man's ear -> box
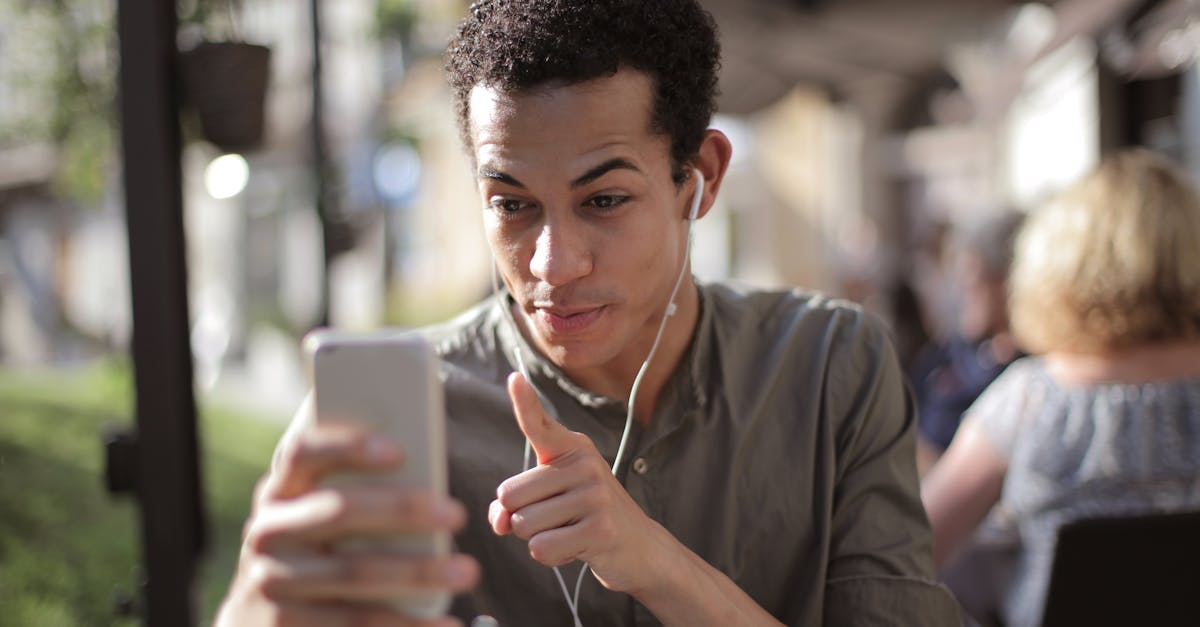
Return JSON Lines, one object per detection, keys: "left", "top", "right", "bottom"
{"left": 688, "top": 129, "right": 733, "bottom": 221}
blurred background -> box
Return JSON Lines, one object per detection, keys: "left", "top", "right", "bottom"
{"left": 1, "top": 0, "right": 1197, "bottom": 624}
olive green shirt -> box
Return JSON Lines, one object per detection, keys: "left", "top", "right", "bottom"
{"left": 417, "top": 282, "right": 960, "bottom": 626}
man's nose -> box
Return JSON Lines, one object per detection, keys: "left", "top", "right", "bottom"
{"left": 529, "top": 220, "right": 592, "bottom": 287}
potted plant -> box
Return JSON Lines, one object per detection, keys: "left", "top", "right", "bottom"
{"left": 178, "top": 0, "right": 271, "bottom": 153}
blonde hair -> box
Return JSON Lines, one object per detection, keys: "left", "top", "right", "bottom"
{"left": 1009, "top": 149, "right": 1200, "bottom": 355}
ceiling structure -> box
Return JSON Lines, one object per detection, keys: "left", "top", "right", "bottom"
{"left": 702, "top": 0, "right": 1149, "bottom": 125}
{"left": 704, "top": 0, "right": 1031, "bottom": 117}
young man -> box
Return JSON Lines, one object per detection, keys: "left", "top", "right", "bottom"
{"left": 216, "top": 1, "right": 960, "bottom": 625}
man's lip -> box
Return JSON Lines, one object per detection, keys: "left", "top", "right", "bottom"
{"left": 533, "top": 303, "right": 604, "bottom": 317}
{"left": 533, "top": 305, "right": 606, "bottom": 334}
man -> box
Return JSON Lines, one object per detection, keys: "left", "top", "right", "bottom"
{"left": 216, "top": 1, "right": 960, "bottom": 625}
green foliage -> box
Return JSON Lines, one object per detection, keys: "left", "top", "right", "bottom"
{"left": 0, "top": 0, "right": 117, "bottom": 205}
{"left": 0, "top": 362, "right": 284, "bottom": 625}
{"left": 376, "top": 0, "right": 418, "bottom": 41}
{"left": 52, "top": 116, "right": 113, "bottom": 206}
{"left": 178, "top": 0, "right": 245, "bottom": 40}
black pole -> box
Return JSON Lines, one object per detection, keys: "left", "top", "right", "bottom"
{"left": 114, "top": 0, "right": 207, "bottom": 624}
{"left": 311, "top": 0, "right": 334, "bottom": 327}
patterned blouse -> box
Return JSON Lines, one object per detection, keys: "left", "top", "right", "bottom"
{"left": 965, "top": 357, "right": 1200, "bottom": 627}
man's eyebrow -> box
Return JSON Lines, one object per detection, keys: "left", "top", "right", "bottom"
{"left": 478, "top": 166, "right": 525, "bottom": 188}
{"left": 571, "top": 158, "right": 641, "bottom": 188}
{"left": 478, "top": 158, "right": 641, "bottom": 189}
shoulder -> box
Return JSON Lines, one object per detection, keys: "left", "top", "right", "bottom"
{"left": 968, "top": 356, "right": 1048, "bottom": 415}
{"left": 701, "top": 282, "right": 900, "bottom": 432}
{"left": 703, "top": 281, "right": 885, "bottom": 351}
{"left": 416, "top": 297, "right": 504, "bottom": 373}
{"left": 963, "top": 356, "right": 1050, "bottom": 456}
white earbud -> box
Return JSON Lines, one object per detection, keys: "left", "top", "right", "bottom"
{"left": 687, "top": 169, "right": 704, "bottom": 222}
{"left": 666, "top": 169, "right": 703, "bottom": 317}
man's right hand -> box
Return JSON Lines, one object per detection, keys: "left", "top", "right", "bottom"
{"left": 215, "top": 405, "right": 480, "bottom": 627}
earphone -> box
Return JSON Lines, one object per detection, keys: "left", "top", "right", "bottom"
{"left": 492, "top": 168, "right": 705, "bottom": 627}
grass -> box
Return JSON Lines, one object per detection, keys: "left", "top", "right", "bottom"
{"left": 0, "top": 361, "right": 285, "bottom": 626}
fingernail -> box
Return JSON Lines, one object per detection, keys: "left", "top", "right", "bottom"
{"left": 365, "top": 436, "right": 399, "bottom": 463}
{"left": 435, "top": 499, "right": 465, "bottom": 525}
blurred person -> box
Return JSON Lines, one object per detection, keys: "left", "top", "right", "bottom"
{"left": 216, "top": 1, "right": 960, "bottom": 625}
{"left": 910, "top": 210, "right": 1024, "bottom": 475}
{"left": 922, "top": 149, "right": 1200, "bottom": 627}
{"left": 875, "top": 277, "right": 932, "bottom": 374}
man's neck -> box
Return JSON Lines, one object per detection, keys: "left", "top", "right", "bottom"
{"left": 612, "top": 281, "right": 701, "bottom": 425}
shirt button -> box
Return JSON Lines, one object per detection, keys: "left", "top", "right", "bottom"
{"left": 632, "top": 457, "right": 649, "bottom": 475}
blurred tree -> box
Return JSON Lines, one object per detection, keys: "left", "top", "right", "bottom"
{"left": 178, "top": 0, "right": 245, "bottom": 41}
{"left": 376, "top": 0, "right": 418, "bottom": 43}
{"left": 0, "top": 0, "right": 117, "bottom": 206}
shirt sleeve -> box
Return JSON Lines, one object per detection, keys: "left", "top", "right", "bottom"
{"left": 822, "top": 311, "right": 962, "bottom": 626}
{"left": 959, "top": 359, "right": 1036, "bottom": 461}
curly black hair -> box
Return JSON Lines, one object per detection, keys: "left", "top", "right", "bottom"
{"left": 445, "top": 0, "right": 721, "bottom": 183}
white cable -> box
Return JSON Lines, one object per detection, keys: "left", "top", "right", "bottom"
{"left": 493, "top": 170, "right": 704, "bottom": 627}
{"left": 610, "top": 170, "right": 703, "bottom": 480}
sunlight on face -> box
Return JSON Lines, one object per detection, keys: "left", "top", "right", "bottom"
{"left": 468, "top": 69, "right": 693, "bottom": 377}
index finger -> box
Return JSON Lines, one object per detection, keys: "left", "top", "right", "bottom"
{"left": 264, "top": 412, "right": 404, "bottom": 501}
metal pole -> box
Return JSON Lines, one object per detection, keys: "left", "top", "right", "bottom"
{"left": 114, "top": 0, "right": 207, "bottom": 623}
{"left": 311, "top": 0, "right": 334, "bottom": 327}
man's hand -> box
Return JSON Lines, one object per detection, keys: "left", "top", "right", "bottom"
{"left": 487, "top": 372, "right": 674, "bottom": 595}
{"left": 215, "top": 400, "right": 480, "bottom": 627}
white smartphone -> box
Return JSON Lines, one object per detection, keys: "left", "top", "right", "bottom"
{"left": 303, "top": 329, "right": 451, "bottom": 618}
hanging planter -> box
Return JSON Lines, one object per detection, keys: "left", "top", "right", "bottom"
{"left": 181, "top": 41, "right": 271, "bottom": 153}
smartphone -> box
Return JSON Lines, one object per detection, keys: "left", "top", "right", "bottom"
{"left": 303, "top": 329, "right": 450, "bottom": 618}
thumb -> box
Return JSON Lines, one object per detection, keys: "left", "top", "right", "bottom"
{"left": 508, "top": 371, "right": 576, "bottom": 465}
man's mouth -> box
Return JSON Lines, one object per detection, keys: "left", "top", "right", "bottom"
{"left": 533, "top": 305, "right": 606, "bottom": 335}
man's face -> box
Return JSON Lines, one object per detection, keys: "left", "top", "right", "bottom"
{"left": 468, "top": 69, "right": 694, "bottom": 374}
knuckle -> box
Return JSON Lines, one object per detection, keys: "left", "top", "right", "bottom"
{"left": 509, "top": 512, "right": 533, "bottom": 540}
{"left": 243, "top": 559, "right": 285, "bottom": 599}
{"left": 584, "top": 514, "right": 615, "bottom": 540}
{"left": 386, "top": 490, "right": 430, "bottom": 523}
{"left": 339, "top": 555, "right": 379, "bottom": 585}
{"left": 341, "top": 428, "right": 373, "bottom": 456}
{"left": 413, "top": 557, "right": 445, "bottom": 586}
{"left": 243, "top": 520, "right": 280, "bottom": 554}
{"left": 583, "top": 460, "right": 607, "bottom": 482}
{"left": 528, "top": 535, "right": 565, "bottom": 567}
{"left": 301, "top": 423, "right": 368, "bottom": 464}
{"left": 527, "top": 535, "right": 550, "bottom": 563}
{"left": 579, "top": 484, "right": 607, "bottom": 509}
{"left": 568, "top": 432, "right": 597, "bottom": 454}
{"left": 320, "top": 490, "right": 355, "bottom": 524}
{"left": 495, "top": 480, "right": 516, "bottom": 506}
{"left": 496, "top": 492, "right": 523, "bottom": 515}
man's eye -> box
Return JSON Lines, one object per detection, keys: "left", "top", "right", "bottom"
{"left": 488, "top": 198, "right": 529, "bottom": 214}
{"left": 586, "top": 195, "right": 629, "bottom": 211}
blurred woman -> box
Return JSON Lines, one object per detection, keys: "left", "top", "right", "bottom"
{"left": 922, "top": 149, "right": 1200, "bottom": 627}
